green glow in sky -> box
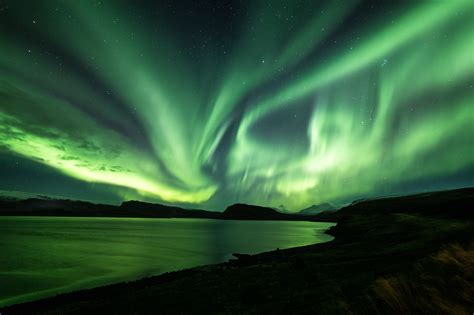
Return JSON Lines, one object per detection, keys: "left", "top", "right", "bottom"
{"left": 0, "top": 1, "right": 473, "bottom": 210}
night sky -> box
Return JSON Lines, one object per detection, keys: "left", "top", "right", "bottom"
{"left": 0, "top": 0, "right": 473, "bottom": 211}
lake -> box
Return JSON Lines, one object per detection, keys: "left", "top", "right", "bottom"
{"left": 0, "top": 216, "right": 335, "bottom": 307}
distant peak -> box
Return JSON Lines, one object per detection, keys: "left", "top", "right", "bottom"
{"left": 298, "top": 203, "right": 336, "bottom": 215}
{"left": 224, "top": 203, "right": 280, "bottom": 215}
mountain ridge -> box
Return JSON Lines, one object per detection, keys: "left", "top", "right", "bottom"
{"left": 298, "top": 202, "right": 336, "bottom": 215}
{"left": 0, "top": 198, "right": 307, "bottom": 221}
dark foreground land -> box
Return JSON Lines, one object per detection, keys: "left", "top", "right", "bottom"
{"left": 2, "top": 188, "right": 473, "bottom": 314}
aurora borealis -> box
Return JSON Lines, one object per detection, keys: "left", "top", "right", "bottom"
{"left": 0, "top": 0, "right": 473, "bottom": 211}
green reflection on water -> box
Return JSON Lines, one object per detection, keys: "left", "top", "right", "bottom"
{"left": 0, "top": 216, "right": 334, "bottom": 306}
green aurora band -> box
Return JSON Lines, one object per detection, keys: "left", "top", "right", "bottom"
{"left": 0, "top": 0, "right": 473, "bottom": 210}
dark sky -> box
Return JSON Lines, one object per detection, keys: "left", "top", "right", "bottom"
{"left": 0, "top": 0, "right": 473, "bottom": 211}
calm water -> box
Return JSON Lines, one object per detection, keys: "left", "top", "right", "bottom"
{"left": 0, "top": 216, "right": 335, "bottom": 306}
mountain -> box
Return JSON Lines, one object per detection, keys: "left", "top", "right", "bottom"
{"left": 119, "top": 201, "right": 220, "bottom": 219}
{"left": 222, "top": 203, "right": 303, "bottom": 220}
{"left": 0, "top": 197, "right": 220, "bottom": 219}
{"left": 298, "top": 203, "right": 336, "bottom": 215}
{"left": 0, "top": 197, "right": 306, "bottom": 221}
{"left": 339, "top": 187, "right": 473, "bottom": 218}
{"left": 3, "top": 188, "right": 471, "bottom": 221}
{"left": 0, "top": 197, "right": 117, "bottom": 217}
{"left": 312, "top": 187, "right": 474, "bottom": 222}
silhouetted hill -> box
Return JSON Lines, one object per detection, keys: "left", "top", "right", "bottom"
{"left": 3, "top": 188, "right": 471, "bottom": 222}
{"left": 0, "top": 197, "right": 221, "bottom": 219}
{"left": 298, "top": 202, "right": 336, "bottom": 215}
{"left": 0, "top": 197, "right": 306, "bottom": 220}
{"left": 0, "top": 198, "right": 117, "bottom": 217}
{"left": 311, "top": 187, "right": 474, "bottom": 222}
{"left": 342, "top": 187, "right": 473, "bottom": 218}
{"left": 119, "top": 200, "right": 220, "bottom": 219}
